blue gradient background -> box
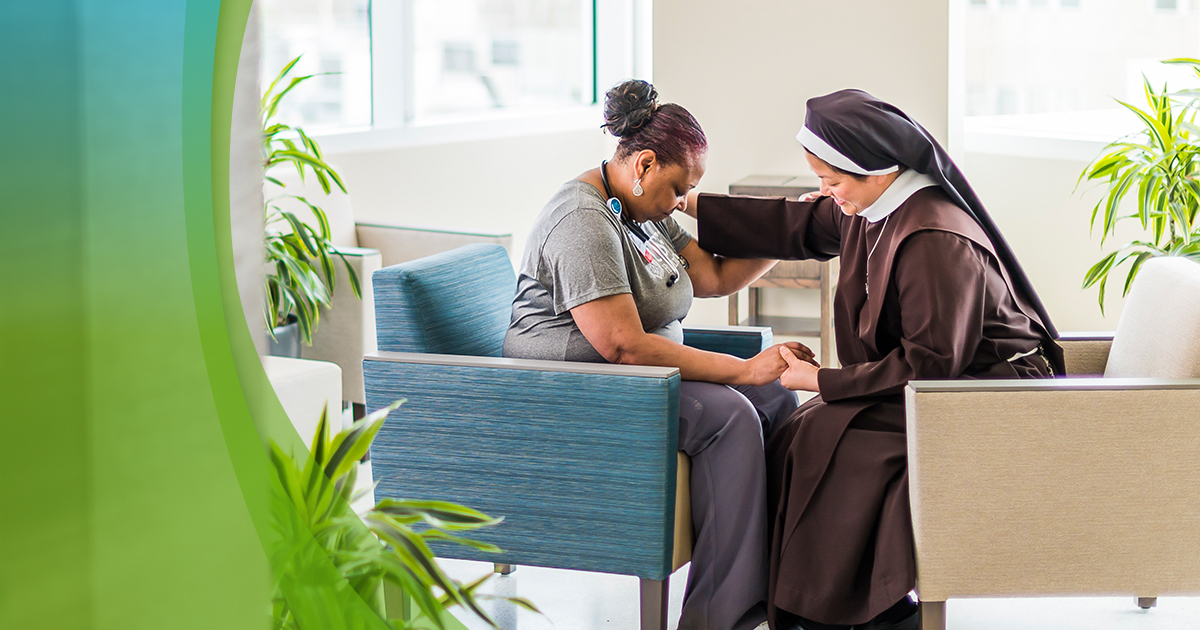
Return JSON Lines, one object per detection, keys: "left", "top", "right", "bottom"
{"left": 1, "top": 1, "right": 384, "bottom": 627}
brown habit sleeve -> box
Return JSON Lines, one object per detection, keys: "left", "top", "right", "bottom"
{"left": 818, "top": 231, "right": 987, "bottom": 401}
{"left": 695, "top": 193, "right": 844, "bottom": 260}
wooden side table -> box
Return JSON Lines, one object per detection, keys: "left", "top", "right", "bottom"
{"left": 727, "top": 176, "right": 836, "bottom": 367}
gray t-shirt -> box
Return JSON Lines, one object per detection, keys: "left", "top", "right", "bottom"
{"left": 503, "top": 180, "right": 694, "bottom": 363}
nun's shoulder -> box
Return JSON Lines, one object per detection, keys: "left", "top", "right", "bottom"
{"left": 902, "top": 186, "right": 959, "bottom": 214}
{"left": 896, "top": 187, "right": 993, "bottom": 250}
{"left": 901, "top": 188, "right": 982, "bottom": 229}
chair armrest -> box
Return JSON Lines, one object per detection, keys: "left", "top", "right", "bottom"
{"left": 363, "top": 351, "right": 681, "bottom": 580}
{"left": 355, "top": 222, "right": 513, "bottom": 268}
{"left": 905, "top": 377, "right": 1200, "bottom": 601}
{"left": 683, "top": 325, "right": 773, "bottom": 359}
{"left": 1058, "top": 331, "right": 1115, "bottom": 376}
{"left": 301, "top": 246, "right": 381, "bottom": 405}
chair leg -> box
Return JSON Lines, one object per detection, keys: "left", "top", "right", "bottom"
{"left": 494, "top": 563, "right": 516, "bottom": 575}
{"left": 919, "top": 600, "right": 946, "bottom": 630}
{"left": 640, "top": 577, "right": 669, "bottom": 630}
{"left": 1138, "top": 597, "right": 1157, "bottom": 609}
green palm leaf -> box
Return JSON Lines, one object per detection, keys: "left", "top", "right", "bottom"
{"left": 1081, "top": 63, "right": 1200, "bottom": 312}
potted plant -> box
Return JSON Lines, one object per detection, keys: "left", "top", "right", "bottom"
{"left": 262, "top": 56, "right": 362, "bottom": 356}
{"left": 269, "top": 401, "right": 538, "bottom": 629}
{"left": 1079, "top": 58, "right": 1200, "bottom": 313}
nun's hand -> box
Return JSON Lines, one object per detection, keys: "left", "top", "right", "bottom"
{"left": 798, "top": 191, "right": 823, "bottom": 203}
{"left": 744, "top": 342, "right": 817, "bottom": 386}
{"left": 683, "top": 190, "right": 701, "bottom": 219}
{"left": 779, "top": 345, "right": 821, "bottom": 392}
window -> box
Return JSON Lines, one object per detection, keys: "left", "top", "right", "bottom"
{"left": 260, "top": 0, "right": 646, "bottom": 139}
{"left": 407, "top": 0, "right": 592, "bottom": 120}
{"left": 965, "top": 0, "right": 1200, "bottom": 118}
{"left": 260, "top": 0, "right": 372, "bottom": 131}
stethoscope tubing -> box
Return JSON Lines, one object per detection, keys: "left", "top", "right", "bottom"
{"left": 599, "top": 161, "right": 683, "bottom": 287}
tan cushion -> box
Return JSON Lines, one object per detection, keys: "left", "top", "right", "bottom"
{"left": 355, "top": 223, "right": 511, "bottom": 269}
{"left": 1106, "top": 257, "right": 1200, "bottom": 378}
{"left": 907, "top": 383, "right": 1200, "bottom": 601}
{"left": 672, "top": 452, "right": 693, "bottom": 571}
{"left": 301, "top": 247, "right": 382, "bottom": 405}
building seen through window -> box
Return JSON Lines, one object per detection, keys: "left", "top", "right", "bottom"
{"left": 260, "top": 0, "right": 372, "bottom": 131}
{"left": 966, "top": 0, "right": 1200, "bottom": 118}
{"left": 412, "top": 0, "right": 592, "bottom": 120}
{"left": 259, "top": 0, "right": 594, "bottom": 132}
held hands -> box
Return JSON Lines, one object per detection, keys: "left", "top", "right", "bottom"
{"left": 743, "top": 342, "right": 819, "bottom": 387}
{"left": 778, "top": 345, "right": 821, "bottom": 392}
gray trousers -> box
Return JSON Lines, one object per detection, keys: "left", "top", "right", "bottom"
{"left": 676, "top": 380, "right": 798, "bottom": 630}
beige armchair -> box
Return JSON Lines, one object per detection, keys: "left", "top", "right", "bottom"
{"left": 906, "top": 256, "right": 1200, "bottom": 630}
{"left": 267, "top": 170, "right": 512, "bottom": 410}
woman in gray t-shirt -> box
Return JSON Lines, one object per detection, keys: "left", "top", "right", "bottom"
{"left": 503, "top": 80, "right": 815, "bottom": 630}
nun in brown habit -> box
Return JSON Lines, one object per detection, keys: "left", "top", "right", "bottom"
{"left": 687, "top": 90, "right": 1065, "bottom": 630}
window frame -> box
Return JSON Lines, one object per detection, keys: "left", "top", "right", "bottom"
{"left": 311, "top": 0, "right": 652, "bottom": 153}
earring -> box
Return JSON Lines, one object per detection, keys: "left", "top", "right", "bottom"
{"left": 633, "top": 179, "right": 644, "bottom": 196}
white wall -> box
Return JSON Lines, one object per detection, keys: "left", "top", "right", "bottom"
{"left": 325, "top": 129, "right": 614, "bottom": 266}
{"left": 321, "top": 0, "right": 1122, "bottom": 338}
{"left": 652, "top": 0, "right": 950, "bottom": 193}
{"left": 653, "top": 0, "right": 951, "bottom": 330}
{"left": 233, "top": 4, "right": 266, "bottom": 355}
{"left": 962, "top": 150, "right": 1135, "bottom": 332}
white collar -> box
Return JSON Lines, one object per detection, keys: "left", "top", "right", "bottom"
{"left": 858, "top": 169, "right": 939, "bottom": 223}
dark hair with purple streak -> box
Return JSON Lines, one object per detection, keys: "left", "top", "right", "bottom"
{"left": 602, "top": 80, "right": 707, "bottom": 167}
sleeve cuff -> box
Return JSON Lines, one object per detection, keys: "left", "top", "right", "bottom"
{"left": 816, "top": 367, "right": 850, "bottom": 402}
{"left": 556, "top": 286, "right": 632, "bottom": 315}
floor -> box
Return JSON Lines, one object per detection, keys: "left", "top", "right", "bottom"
{"left": 437, "top": 558, "right": 1200, "bottom": 630}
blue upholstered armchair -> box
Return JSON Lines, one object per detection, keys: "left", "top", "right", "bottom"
{"left": 362, "top": 243, "right": 772, "bottom": 630}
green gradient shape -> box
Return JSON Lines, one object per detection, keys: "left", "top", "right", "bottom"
{"left": 190, "top": 0, "right": 394, "bottom": 628}
{"left": 79, "top": 1, "right": 264, "bottom": 628}
{"left": 0, "top": 2, "right": 88, "bottom": 628}
{"left": 2, "top": 0, "right": 396, "bottom": 626}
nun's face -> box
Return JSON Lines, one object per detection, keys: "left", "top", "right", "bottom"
{"left": 804, "top": 152, "right": 893, "bottom": 217}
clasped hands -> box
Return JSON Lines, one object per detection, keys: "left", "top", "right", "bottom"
{"left": 746, "top": 341, "right": 821, "bottom": 392}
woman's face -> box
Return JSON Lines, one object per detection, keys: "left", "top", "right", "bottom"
{"left": 804, "top": 151, "right": 891, "bottom": 216}
{"left": 626, "top": 150, "right": 706, "bottom": 223}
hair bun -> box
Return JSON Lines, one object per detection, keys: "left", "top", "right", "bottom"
{"left": 603, "top": 80, "right": 658, "bottom": 137}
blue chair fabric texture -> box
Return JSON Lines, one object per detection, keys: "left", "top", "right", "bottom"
{"left": 365, "top": 243, "right": 772, "bottom": 581}
{"left": 365, "top": 359, "right": 680, "bottom": 579}
{"left": 372, "top": 242, "right": 516, "bottom": 357}
{"left": 682, "top": 327, "right": 772, "bottom": 359}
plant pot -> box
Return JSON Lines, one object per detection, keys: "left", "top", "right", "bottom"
{"left": 269, "top": 316, "right": 301, "bottom": 358}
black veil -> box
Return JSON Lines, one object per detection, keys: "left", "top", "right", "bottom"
{"left": 800, "top": 89, "right": 1059, "bottom": 338}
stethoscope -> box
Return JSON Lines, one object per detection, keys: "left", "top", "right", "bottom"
{"left": 599, "top": 160, "right": 686, "bottom": 288}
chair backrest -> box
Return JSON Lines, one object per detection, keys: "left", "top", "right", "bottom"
{"left": 372, "top": 243, "right": 516, "bottom": 357}
{"left": 1105, "top": 256, "right": 1200, "bottom": 378}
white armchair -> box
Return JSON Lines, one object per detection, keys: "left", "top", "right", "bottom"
{"left": 907, "top": 256, "right": 1200, "bottom": 630}
{"left": 266, "top": 170, "right": 512, "bottom": 410}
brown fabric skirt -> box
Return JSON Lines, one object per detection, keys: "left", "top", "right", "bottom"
{"left": 765, "top": 396, "right": 914, "bottom": 627}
